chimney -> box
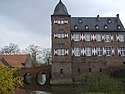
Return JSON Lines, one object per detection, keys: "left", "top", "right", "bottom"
{"left": 116, "top": 14, "right": 119, "bottom": 19}
{"left": 116, "top": 14, "right": 119, "bottom": 23}
{"left": 97, "top": 15, "right": 100, "bottom": 21}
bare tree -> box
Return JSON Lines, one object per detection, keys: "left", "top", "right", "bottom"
{"left": 41, "top": 48, "right": 51, "bottom": 65}
{"left": 1, "top": 43, "right": 20, "bottom": 55}
{"left": 25, "top": 45, "right": 42, "bottom": 61}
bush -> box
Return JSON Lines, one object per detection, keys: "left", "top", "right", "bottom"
{"left": 0, "top": 65, "right": 23, "bottom": 94}
{"left": 77, "top": 73, "right": 125, "bottom": 93}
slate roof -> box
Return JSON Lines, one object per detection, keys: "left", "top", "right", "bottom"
{"left": 71, "top": 15, "right": 125, "bottom": 32}
{"left": 53, "top": 0, "right": 69, "bottom": 16}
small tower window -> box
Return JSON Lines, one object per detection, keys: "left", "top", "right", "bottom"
{"left": 85, "top": 25, "right": 89, "bottom": 30}
{"left": 60, "top": 69, "right": 64, "bottom": 74}
{"left": 108, "top": 19, "right": 112, "bottom": 24}
{"left": 100, "top": 68, "right": 102, "bottom": 72}
{"left": 78, "top": 68, "right": 80, "bottom": 73}
{"left": 74, "top": 25, "right": 78, "bottom": 30}
{"left": 89, "top": 68, "right": 91, "bottom": 72}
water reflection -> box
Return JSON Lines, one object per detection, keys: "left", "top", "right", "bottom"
{"left": 37, "top": 73, "right": 46, "bottom": 85}
{"left": 14, "top": 86, "right": 87, "bottom": 94}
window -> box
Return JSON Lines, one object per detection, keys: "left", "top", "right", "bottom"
{"left": 57, "top": 18, "right": 64, "bottom": 24}
{"left": 73, "top": 34, "right": 80, "bottom": 41}
{"left": 60, "top": 69, "right": 63, "bottom": 74}
{"left": 104, "top": 25, "right": 108, "bottom": 30}
{"left": 105, "top": 34, "right": 111, "bottom": 42}
{"left": 74, "top": 48, "right": 81, "bottom": 56}
{"left": 119, "top": 34, "right": 124, "bottom": 42}
{"left": 96, "top": 47, "right": 103, "bottom": 56}
{"left": 100, "top": 68, "right": 102, "bottom": 72}
{"left": 78, "top": 68, "right": 80, "bottom": 73}
{"left": 57, "top": 49, "right": 65, "bottom": 56}
{"left": 85, "top": 34, "right": 91, "bottom": 41}
{"left": 95, "top": 25, "right": 99, "bottom": 30}
{"left": 89, "top": 68, "right": 91, "bottom": 72}
{"left": 119, "top": 47, "right": 125, "bottom": 56}
{"left": 74, "top": 25, "right": 78, "bottom": 29}
{"left": 78, "top": 19, "right": 82, "bottom": 23}
{"left": 108, "top": 19, "right": 112, "bottom": 24}
{"left": 58, "top": 43, "right": 64, "bottom": 49}
{"left": 85, "top": 25, "right": 89, "bottom": 30}
{"left": 117, "top": 25, "right": 121, "bottom": 30}
{"left": 57, "top": 29, "right": 65, "bottom": 38}
{"left": 85, "top": 47, "right": 92, "bottom": 56}
{"left": 95, "top": 34, "right": 102, "bottom": 41}
{"left": 105, "top": 47, "right": 112, "bottom": 56}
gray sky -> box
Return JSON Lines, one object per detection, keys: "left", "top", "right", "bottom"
{"left": 0, "top": 0, "right": 125, "bottom": 49}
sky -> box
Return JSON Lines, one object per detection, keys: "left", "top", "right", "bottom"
{"left": 0, "top": 0, "right": 125, "bottom": 50}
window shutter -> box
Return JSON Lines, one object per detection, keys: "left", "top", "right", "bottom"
{"left": 54, "top": 34, "right": 58, "bottom": 38}
{"left": 54, "top": 20, "right": 58, "bottom": 24}
{"left": 103, "top": 47, "right": 106, "bottom": 56}
{"left": 81, "top": 48, "right": 85, "bottom": 56}
{"left": 54, "top": 49, "right": 57, "bottom": 55}
{"left": 116, "top": 35, "right": 119, "bottom": 41}
{"left": 112, "top": 48, "right": 115, "bottom": 56}
{"left": 65, "top": 34, "right": 68, "bottom": 38}
{"left": 64, "top": 20, "right": 68, "bottom": 24}
{"left": 65, "top": 49, "right": 69, "bottom": 55}
{"left": 91, "top": 34, "right": 95, "bottom": 41}
{"left": 71, "top": 34, "right": 74, "bottom": 41}
{"left": 92, "top": 47, "right": 96, "bottom": 56}
{"left": 111, "top": 35, "right": 114, "bottom": 41}
{"left": 117, "top": 47, "right": 121, "bottom": 56}
{"left": 102, "top": 35, "right": 105, "bottom": 41}
{"left": 80, "top": 34, "right": 84, "bottom": 41}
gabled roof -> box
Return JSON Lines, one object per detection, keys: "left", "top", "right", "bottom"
{"left": 0, "top": 54, "right": 30, "bottom": 67}
{"left": 53, "top": 0, "right": 69, "bottom": 16}
{"left": 71, "top": 15, "right": 125, "bottom": 32}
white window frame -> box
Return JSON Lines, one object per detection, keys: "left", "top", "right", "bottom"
{"left": 119, "top": 47, "right": 125, "bottom": 56}
{"left": 85, "top": 47, "right": 92, "bottom": 56}
{"left": 57, "top": 29, "right": 65, "bottom": 38}
{"left": 119, "top": 34, "right": 124, "bottom": 42}
{"left": 96, "top": 47, "right": 103, "bottom": 56}
{"left": 57, "top": 49, "right": 65, "bottom": 56}
{"left": 85, "top": 34, "right": 91, "bottom": 41}
{"left": 73, "top": 34, "right": 80, "bottom": 41}
{"left": 74, "top": 48, "right": 81, "bottom": 56}
{"left": 95, "top": 34, "right": 102, "bottom": 41}
{"left": 57, "top": 18, "right": 64, "bottom": 24}
{"left": 105, "top": 47, "right": 112, "bottom": 56}
{"left": 105, "top": 34, "right": 111, "bottom": 42}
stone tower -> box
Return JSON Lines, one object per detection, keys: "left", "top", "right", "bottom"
{"left": 51, "top": 0, "right": 72, "bottom": 84}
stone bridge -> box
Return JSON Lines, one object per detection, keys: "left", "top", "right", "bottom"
{"left": 15, "top": 65, "right": 51, "bottom": 91}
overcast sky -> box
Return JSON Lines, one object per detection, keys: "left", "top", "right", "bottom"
{"left": 0, "top": 0, "right": 125, "bottom": 50}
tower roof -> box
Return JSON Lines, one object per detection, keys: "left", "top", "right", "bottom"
{"left": 53, "top": 0, "right": 69, "bottom": 16}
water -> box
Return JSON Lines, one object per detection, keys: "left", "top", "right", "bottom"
{"left": 14, "top": 86, "right": 86, "bottom": 94}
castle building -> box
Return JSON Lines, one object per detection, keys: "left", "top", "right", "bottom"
{"left": 51, "top": 0, "right": 125, "bottom": 84}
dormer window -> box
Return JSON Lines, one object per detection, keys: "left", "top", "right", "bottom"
{"left": 117, "top": 25, "right": 121, "bottom": 30}
{"left": 95, "top": 25, "right": 99, "bottom": 30}
{"left": 85, "top": 25, "right": 89, "bottom": 30}
{"left": 104, "top": 25, "right": 108, "bottom": 30}
{"left": 108, "top": 19, "right": 112, "bottom": 24}
{"left": 78, "top": 19, "right": 82, "bottom": 23}
{"left": 57, "top": 18, "right": 64, "bottom": 24}
{"left": 74, "top": 25, "right": 78, "bottom": 30}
